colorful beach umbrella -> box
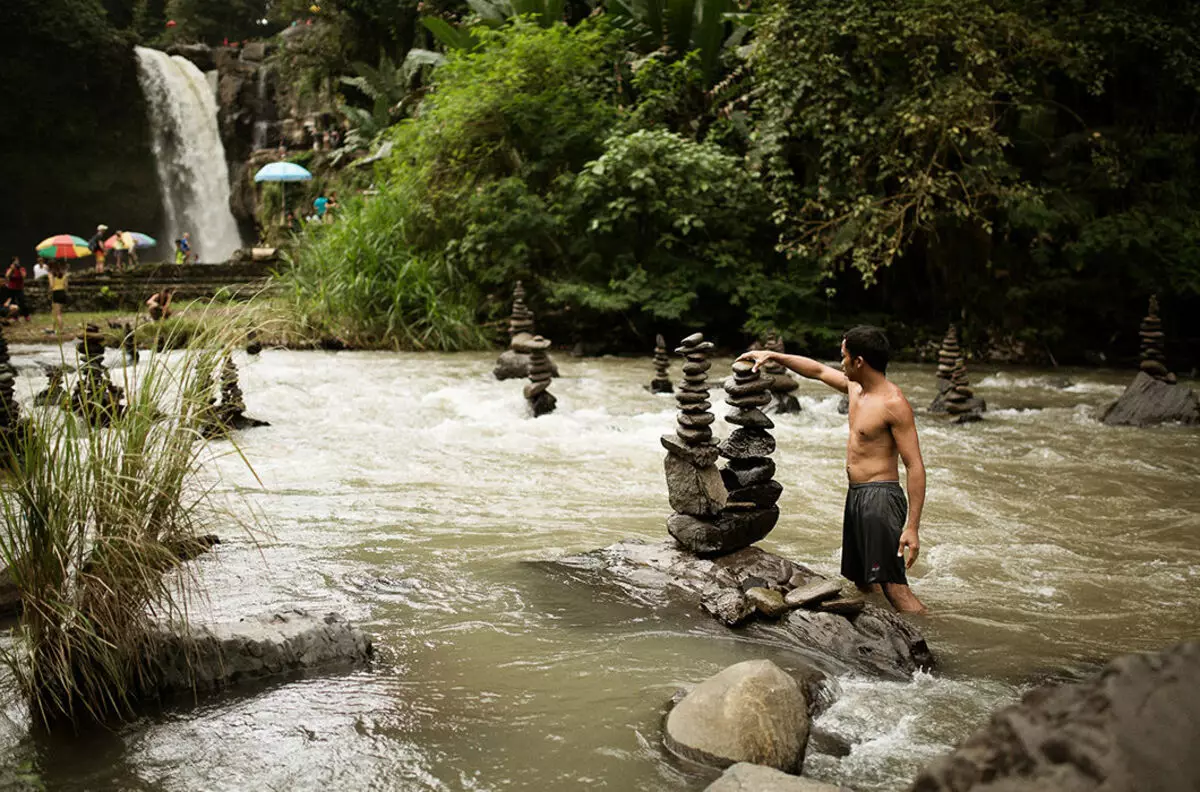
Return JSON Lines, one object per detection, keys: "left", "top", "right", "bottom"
{"left": 35, "top": 235, "right": 90, "bottom": 259}
{"left": 103, "top": 232, "right": 157, "bottom": 249}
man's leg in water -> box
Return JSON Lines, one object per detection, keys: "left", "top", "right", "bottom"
{"left": 883, "top": 583, "right": 926, "bottom": 614}
{"left": 855, "top": 582, "right": 881, "bottom": 594}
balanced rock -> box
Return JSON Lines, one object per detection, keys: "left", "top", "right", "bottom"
{"left": 648, "top": 333, "right": 674, "bottom": 394}
{"left": 665, "top": 659, "right": 810, "bottom": 773}
{"left": 1137, "top": 294, "right": 1172, "bottom": 382}
{"left": 762, "top": 332, "right": 802, "bottom": 414}
{"left": 667, "top": 507, "right": 779, "bottom": 557}
{"left": 33, "top": 364, "right": 68, "bottom": 407}
{"left": 494, "top": 281, "right": 559, "bottom": 380}
{"left": 943, "top": 356, "right": 986, "bottom": 422}
{"left": 71, "top": 324, "right": 124, "bottom": 426}
{"left": 520, "top": 334, "right": 557, "bottom": 417}
{"left": 211, "top": 356, "right": 270, "bottom": 432}
{"left": 1103, "top": 297, "right": 1199, "bottom": 426}
{"left": 929, "top": 324, "right": 961, "bottom": 413}
{"left": 662, "top": 333, "right": 726, "bottom": 527}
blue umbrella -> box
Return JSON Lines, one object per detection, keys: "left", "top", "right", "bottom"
{"left": 254, "top": 162, "right": 314, "bottom": 225}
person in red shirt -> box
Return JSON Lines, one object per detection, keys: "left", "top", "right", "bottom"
{"left": 3, "top": 257, "right": 29, "bottom": 321}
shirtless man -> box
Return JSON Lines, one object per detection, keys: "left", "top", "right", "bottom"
{"left": 739, "top": 325, "right": 927, "bottom": 613}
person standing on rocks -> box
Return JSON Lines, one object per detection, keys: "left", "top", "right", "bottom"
{"left": 739, "top": 326, "right": 927, "bottom": 614}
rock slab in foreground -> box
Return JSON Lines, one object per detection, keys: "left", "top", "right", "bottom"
{"left": 666, "top": 660, "right": 809, "bottom": 772}
{"left": 144, "top": 609, "right": 372, "bottom": 696}
{"left": 909, "top": 640, "right": 1200, "bottom": 792}
{"left": 706, "top": 763, "right": 851, "bottom": 792}
{"left": 554, "top": 540, "right": 933, "bottom": 680}
{"left": 1101, "top": 371, "right": 1200, "bottom": 427}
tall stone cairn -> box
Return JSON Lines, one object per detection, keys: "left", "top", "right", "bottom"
{"left": 663, "top": 334, "right": 730, "bottom": 555}
{"left": 762, "top": 332, "right": 801, "bottom": 413}
{"left": 34, "top": 365, "right": 67, "bottom": 407}
{"left": 1138, "top": 295, "right": 1173, "bottom": 383}
{"left": 494, "top": 280, "right": 557, "bottom": 380}
{"left": 648, "top": 333, "right": 673, "bottom": 394}
{"left": 509, "top": 280, "right": 535, "bottom": 339}
{"left": 944, "top": 357, "right": 983, "bottom": 422}
{"left": 929, "top": 324, "right": 961, "bottom": 413}
{"left": 122, "top": 322, "right": 139, "bottom": 365}
{"left": 0, "top": 326, "right": 20, "bottom": 450}
{"left": 205, "top": 355, "right": 269, "bottom": 435}
{"left": 72, "top": 324, "right": 124, "bottom": 426}
{"left": 523, "top": 335, "right": 557, "bottom": 417}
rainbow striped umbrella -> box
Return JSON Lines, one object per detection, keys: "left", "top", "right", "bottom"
{"left": 103, "top": 231, "right": 157, "bottom": 250}
{"left": 35, "top": 234, "right": 91, "bottom": 259}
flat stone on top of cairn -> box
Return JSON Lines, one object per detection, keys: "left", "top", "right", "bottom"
{"left": 761, "top": 332, "right": 800, "bottom": 413}
{"left": 929, "top": 324, "right": 961, "bottom": 413}
{"left": 522, "top": 335, "right": 557, "bottom": 417}
{"left": 647, "top": 334, "right": 673, "bottom": 394}
{"left": 494, "top": 280, "right": 558, "bottom": 381}
{"left": 663, "top": 334, "right": 728, "bottom": 547}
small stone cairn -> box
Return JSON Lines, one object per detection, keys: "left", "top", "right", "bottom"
{"left": 122, "top": 323, "right": 139, "bottom": 365}
{"left": 1138, "top": 295, "right": 1172, "bottom": 383}
{"left": 521, "top": 336, "right": 556, "bottom": 417}
{"left": 206, "top": 356, "right": 269, "bottom": 434}
{"left": 33, "top": 365, "right": 68, "bottom": 407}
{"left": 493, "top": 281, "right": 557, "bottom": 381}
{"left": 663, "top": 334, "right": 727, "bottom": 552}
{"left": 647, "top": 334, "right": 673, "bottom": 394}
{"left": 929, "top": 324, "right": 961, "bottom": 413}
{"left": 0, "top": 327, "right": 20, "bottom": 450}
{"left": 72, "top": 324, "right": 124, "bottom": 426}
{"left": 761, "top": 332, "right": 800, "bottom": 413}
{"left": 1102, "top": 296, "right": 1200, "bottom": 426}
{"left": 246, "top": 330, "right": 262, "bottom": 356}
{"left": 944, "top": 357, "right": 984, "bottom": 422}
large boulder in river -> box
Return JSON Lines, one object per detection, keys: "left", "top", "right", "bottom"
{"left": 908, "top": 640, "right": 1200, "bottom": 792}
{"left": 1101, "top": 371, "right": 1199, "bottom": 427}
{"left": 666, "top": 660, "right": 810, "bottom": 772}
{"left": 546, "top": 540, "right": 933, "bottom": 680}
{"left": 706, "top": 763, "right": 851, "bottom": 792}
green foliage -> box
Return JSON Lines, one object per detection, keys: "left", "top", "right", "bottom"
{"left": 607, "top": 0, "right": 736, "bottom": 84}
{"left": 162, "top": 0, "right": 276, "bottom": 44}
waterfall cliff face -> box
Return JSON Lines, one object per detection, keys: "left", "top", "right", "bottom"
{"left": 134, "top": 46, "right": 243, "bottom": 263}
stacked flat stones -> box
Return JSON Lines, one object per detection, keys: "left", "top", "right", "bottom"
{"left": 648, "top": 334, "right": 673, "bottom": 394}
{"left": 663, "top": 334, "right": 728, "bottom": 554}
{"left": 761, "top": 333, "right": 800, "bottom": 413}
{"left": 929, "top": 324, "right": 961, "bottom": 413}
{"left": 72, "top": 324, "right": 124, "bottom": 426}
{"left": 122, "top": 323, "right": 139, "bottom": 365}
{"left": 205, "top": 356, "right": 269, "bottom": 434}
{"left": 944, "top": 357, "right": 982, "bottom": 422}
{"left": 246, "top": 330, "right": 263, "bottom": 356}
{"left": 1139, "top": 296, "right": 1173, "bottom": 383}
{"left": 494, "top": 280, "right": 557, "bottom": 381}
{"left": 522, "top": 336, "right": 556, "bottom": 416}
{"left": 34, "top": 365, "right": 67, "bottom": 407}
{"left": 716, "top": 360, "right": 782, "bottom": 536}
{"left": 0, "top": 327, "right": 19, "bottom": 448}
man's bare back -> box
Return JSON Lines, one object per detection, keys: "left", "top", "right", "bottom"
{"left": 738, "top": 330, "right": 927, "bottom": 614}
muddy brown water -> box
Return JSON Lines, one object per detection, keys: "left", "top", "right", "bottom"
{"left": 2, "top": 348, "right": 1198, "bottom": 791}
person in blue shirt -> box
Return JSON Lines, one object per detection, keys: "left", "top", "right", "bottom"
{"left": 314, "top": 194, "right": 329, "bottom": 221}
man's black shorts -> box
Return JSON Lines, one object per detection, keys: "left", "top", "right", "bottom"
{"left": 841, "top": 481, "right": 908, "bottom": 586}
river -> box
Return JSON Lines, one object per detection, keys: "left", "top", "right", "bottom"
{"left": 3, "top": 348, "right": 1199, "bottom": 791}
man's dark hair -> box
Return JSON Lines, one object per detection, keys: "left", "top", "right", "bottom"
{"left": 843, "top": 325, "right": 890, "bottom": 374}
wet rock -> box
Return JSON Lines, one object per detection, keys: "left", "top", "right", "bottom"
{"left": 720, "top": 428, "right": 777, "bottom": 459}
{"left": 1102, "top": 374, "right": 1200, "bottom": 427}
{"left": 144, "top": 609, "right": 373, "bottom": 697}
{"left": 665, "top": 454, "right": 728, "bottom": 517}
{"left": 702, "top": 587, "right": 755, "bottom": 626}
{"left": 550, "top": 540, "right": 933, "bottom": 679}
{"left": 668, "top": 508, "right": 779, "bottom": 557}
{"left": 746, "top": 587, "right": 789, "bottom": 618}
{"left": 908, "top": 640, "right": 1200, "bottom": 792}
{"left": 817, "top": 597, "right": 865, "bottom": 616}
{"left": 705, "top": 763, "right": 850, "bottom": 792}
{"left": 721, "top": 459, "right": 776, "bottom": 489}
{"left": 785, "top": 580, "right": 843, "bottom": 608}
{"left": 725, "top": 408, "right": 774, "bottom": 429}
{"left": 807, "top": 729, "right": 854, "bottom": 760}
{"left": 662, "top": 433, "right": 721, "bottom": 467}
{"left": 665, "top": 659, "right": 810, "bottom": 772}
{"left": 761, "top": 332, "right": 802, "bottom": 415}
{"left": 727, "top": 480, "right": 784, "bottom": 508}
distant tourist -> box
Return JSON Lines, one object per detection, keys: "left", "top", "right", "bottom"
{"left": 111, "top": 230, "right": 128, "bottom": 273}
{"left": 285, "top": 211, "right": 301, "bottom": 233}
{"left": 313, "top": 193, "right": 330, "bottom": 222}
{"left": 175, "top": 232, "right": 195, "bottom": 264}
{"left": 48, "top": 261, "right": 69, "bottom": 334}
{"left": 121, "top": 230, "right": 139, "bottom": 268}
{"left": 146, "top": 288, "right": 174, "bottom": 322}
{"left": 32, "top": 259, "right": 50, "bottom": 280}
{"left": 87, "top": 224, "right": 110, "bottom": 274}
{"left": 3, "top": 257, "right": 29, "bottom": 322}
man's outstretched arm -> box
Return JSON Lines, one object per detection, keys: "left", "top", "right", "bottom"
{"left": 889, "top": 397, "right": 925, "bottom": 569}
{"left": 737, "top": 350, "right": 849, "bottom": 393}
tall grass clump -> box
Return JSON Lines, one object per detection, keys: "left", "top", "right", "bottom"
{"left": 0, "top": 323, "right": 253, "bottom": 728}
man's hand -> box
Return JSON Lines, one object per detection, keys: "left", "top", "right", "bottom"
{"left": 898, "top": 527, "right": 920, "bottom": 569}
{"left": 736, "top": 350, "right": 774, "bottom": 372}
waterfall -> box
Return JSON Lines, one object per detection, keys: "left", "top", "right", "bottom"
{"left": 134, "top": 46, "right": 243, "bottom": 263}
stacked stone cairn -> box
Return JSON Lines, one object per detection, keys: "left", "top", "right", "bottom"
{"left": 72, "top": 324, "right": 124, "bottom": 426}
{"left": 944, "top": 357, "right": 983, "bottom": 423}
{"left": 246, "top": 330, "right": 263, "bottom": 356}
{"left": 647, "top": 334, "right": 673, "bottom": 394}
{"left": 1138, "top": 295, "right": 1173, "bottom": 383}
{"left": 122, "top": 323, "right": 139, "bottom": 365}
{"left": 663, "top": 334, "right": 728, "bottom": 554}
{"left": 522, "top": 336, "right": 556, "bottom": 417}
{"left": 929, "top": 324, "right": 961, "bottom": 413}
{"left": 207, "top": 356, "right": 269, "bottom": 434}
{"left": 761, "top": 332, "right": 800, "bottom": 413}
{"left": 33, "top": 365, "right": 68, "bottom": 407}
{"left": 0, "top": 327, "right": 20, "bottom": 450}
{"left": 494, "top": 281, "right": 557, "bottom": 380}
{"left": 715, "top": 360, "right": 782, "bottom": 536}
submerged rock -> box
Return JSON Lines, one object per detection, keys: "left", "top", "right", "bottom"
{"left": 549, "top": 539, "right": 933, "bottom": 680}
{"left": 705, "top": 763, "right": 850, "bottom": 792}
{"left": 666, "top": 659, "right": 810, "bottom": 773}
{"left": 909, "top": 640, "right": 1200, "bottom": 792}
